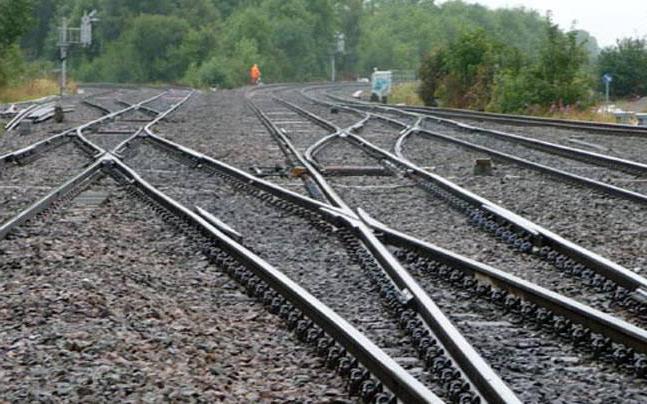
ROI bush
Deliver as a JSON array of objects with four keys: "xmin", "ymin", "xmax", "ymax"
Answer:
[
  {"xmin": 184, "ymin": 38, "xmax": 262, "ymax": 89},
  {"xmin": 77, "ymin": 14, "xmax": 192, "ymax": 83},
  {"xmin": 0, "ymin": 45, "xmax": 26, "ymax": 88},
  {"xmin": 597, "ymin": 38, "xmax": 647, "ymax": 97},
  {"xmin": 490, "ymin": 23, "xmax": 592, "ymax": 113},
  {"xmin": 419, "ymin": 20, "xmax": 593, "ymax": 114},
  {"xmin": 418, "ymin": 30, "xmax": 506, "ymax": 110}
]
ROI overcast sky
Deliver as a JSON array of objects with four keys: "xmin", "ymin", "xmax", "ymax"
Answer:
[{"xmin": 442, "ymin": 0, "xmax": 647, "ymax": 47}]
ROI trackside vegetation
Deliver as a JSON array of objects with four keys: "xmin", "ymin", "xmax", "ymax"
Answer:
[
  {"xmin": 418, "ymin": 20, "xmax": 593, "ymax": 113},
  {"xmin": 0, "ymin": 0, "xmax": 646, "ymax": 113}
]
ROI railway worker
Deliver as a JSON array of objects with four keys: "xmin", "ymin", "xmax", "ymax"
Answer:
[{"xmin": 250, "ymin": 64, "xmax": 261, "ymax": 85}]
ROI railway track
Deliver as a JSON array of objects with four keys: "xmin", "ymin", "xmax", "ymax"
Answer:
[
  {"xmin": 451, "ymin": 117, "xmax": 647, "ymax": 164},
  {"xmin": 1, "ymin": 83, "xmax": 646, "ymax": 402},
  {"xmin": 402, "ymin": 105, "xmax": 647, "ymax": 137},
  {"xmin": 1, "ymin": 87, "xmax": 444, "ymax": 403},
  {"xmin": 0, "ymin": 176, "xmax": 354, "ymax": 402},
  {"xmin": 319, "ymin": 86, "xmax": 647, "ymax": 284},
  {"xmin": 259, "ymin": 84, "xmax": 647, "ymax": 398},
  {"xmin": 116, "ymin": 105, "xmax": 512, "ymax": 402}
]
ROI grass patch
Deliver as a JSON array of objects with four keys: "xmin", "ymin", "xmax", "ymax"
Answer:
[
  {"xmin": 389, "ymin": 82, "xmax": 424, "ymax": 106},
  {"xmin": 0, "ymin": 78, "xmax": 77, "ymax": 104},
  {"xmin": 542, "ymin": 108, "xmax": 617, "ymax": 123},
  {"xmin": 390, "ymin": 83, "xmax": 626, "ymax": 123}
]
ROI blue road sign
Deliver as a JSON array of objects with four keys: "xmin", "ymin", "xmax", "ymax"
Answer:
[{"xmin": 603, "ymin": 74, "xmax": 613, "ymax": 83}]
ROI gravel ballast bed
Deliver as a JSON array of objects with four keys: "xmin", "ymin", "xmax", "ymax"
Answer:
[
  {"xmin": 251, "ymin": 91, "xmax": 332, "ymax": 153},
  {"xmin": 326, "ymin": 161, "xmax": 646, "ymax": 329},
  {"xmin": 352, "ymin": 118, "xmax": 404, "ymax": 151},
  {"xmin": 124, "ymin": 142, "xmax": 446, "ymax": 397},
  {"xmin": 325, "ymin": 172, "xmax": 647, "ymax": 401},
  {"xmin": 85, "ymin": 133, "xmax": 133, "ymax": 153},
  {"xmin": 401, "ymin": 260, "xmax": 647, "ymax": 403},
  {"xmin": 157, "ymin": 89, "xmax": 288, "ymax": 170},
  {"xmin": 404, "ymin": 133, "xmax": 647, "ymax": 275},
  {"xmin": 3, "ymin": 83, "xmax": 646, "ymax": 402},
  {"xmin": 0, "ymin": 177, "xmax": 349, "ymax": 402},
  {"xmin": 422, "ymin": 120, "xmax": 647, "ymax": 195},
  {"xmin": 289, "ymin": 89, "xmax": 365, "ymax": 129},
  {"xmin": 316, "ymin": 138, "xmax": 380, "ymax": 167},
  {"xmin": 457, "ymin": 117, "xmax": 647, "ymax": 164},
  {"xmin": 0, "ymin": 95, "xmax": 103, "ymax": 155},
  {"xmin": 0, "ymin": 142, "xmax": 92, "ymax": 225}
]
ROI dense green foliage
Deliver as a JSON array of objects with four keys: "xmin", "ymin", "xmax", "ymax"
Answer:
[
  {"xmin": 419, "ymin": 21, "xmax": 593, "ymax": 113},
  {"xmin": 0, "ymin": 0, "xmax": 33, "ymax": 87},
  {"xmin": 597, "ymin": 38, "xmax": 647, "ymax": 97},
  {"xmin": 8, "ymin": 0, "xmax": 645, "ymax": 112},
  {"xmin": 9, "ymin": 0, "xmax": 599, "ymax": 89}
]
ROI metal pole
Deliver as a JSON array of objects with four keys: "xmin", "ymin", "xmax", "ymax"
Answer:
[
  {"xmin": 60, "ymin": 18, "xmax": 67, "ymax": 97},
  {"xmin": 61, "ymin": 50, "xmax": 67, "ymax": 97},
  {"xmin": 605, "ymin": 81, "xmax": 610, "ymax": 107},
  {"xmin": 331, "ymin": 54, "xmax": 336, "ymax": 82}
]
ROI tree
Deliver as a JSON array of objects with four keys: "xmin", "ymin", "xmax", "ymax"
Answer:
[
  {"xmin": 418, "ymin": 29, "xmax": 507, "ymax": 110},
  {"xmin": 4, "ymin": 0, "xmax": 603, "ymax": 91},
  {"xmin": 0, "ymin": 0, "xmax": 33, "ymax": 48},
  {"xmin": 78, "ymin": 14, "xmax": 191, "ymax": 82},
  {"xmin": 597, "ymin": 38, "xmax": 647, "ymax": 97},
  {"xmin": 490, "ymin": 21, "xmax": 591, "ymax": 112},
  {"xmin": 0, "ymin": 0, "xmax": 33, "ymax": 87},
  {"xmin": 335, "ymin": 0, "xmax": 363, "ymax": 78},
  {"xmin": 418, "ymin": 48, "xmax": 447, "ymax": 106}
]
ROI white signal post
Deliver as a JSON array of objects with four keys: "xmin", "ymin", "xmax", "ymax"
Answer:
[
  {"xmin": 603, "ymin": 73, "xmax": 613, "ymax": 109},
  {"xmin": 58, "ymin": 10, "xmax": 99, "ymax": 97}
]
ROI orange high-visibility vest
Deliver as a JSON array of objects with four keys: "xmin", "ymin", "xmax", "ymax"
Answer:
[{"xmin": 250, "ymin": 65, "xmax": 261, "ymax": 81}]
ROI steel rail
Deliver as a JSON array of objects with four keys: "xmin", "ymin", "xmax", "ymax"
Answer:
[
  {"xmin": 0, "ymin": 158, "xmax": 106, "ymax": 240},
  {"xmin": 1, "ymin": 94, "xmax": 58, "ymax": 108},
  {"xmin": 125, "ymin": 112, "xmax": 520, "ymax": 402},
  {"xmin": 414, "ymin": 128, "xmax": 647, "ymax": 205},
  {"xmin": 136, "ymin": 132, "xmax": 354, "ymax": 222},
  {"xmin": 314, "ymin": 88, "xmax": 647, "ymax": 296},
  {"xmin": 0, "ymin": 132, "xmax": 73, "ymax": 168},
  {"xmin": 74, "ymin": 91, "xmax": 168, "ymax": 154},
  {"xmin": 314, "ymin": 87, "xmax": 647, "ymax": 295},
  {"xmin": 82, "ymin": 99, "xmax": 112, "ymax": 115},
  {"xmin": 323, "ymin": 207, "xmax": 522, "ymax": 404},
  {"xmin": 1, "ymin": 92, "xmax": 168, "ymax": 168},
  {"xmin": 5, "ymin": 104, "xmax": 39, "ymax": 131},
  {"xmin": 322, "ymin": 87, "xmax": 647, "ymax": 136},
  {"xmin": 108, "ymin": 156, "xmax": 442, "ymax": 404},
  {"xmin": 305, "ymin": 86, "xmax": 647, "ymax": 359},
  {"xmin": 394, "ymin": 125, "xmax": 420, "ymax": 164},
  {"xmin": 298, "ymin": 91, "xmax": 371, "ymax": 164},
  {"xmin": 423, "ymin": 115, "xmax": 647, "ymax": 175},
  {"xmin": 112, "ymin": 90, "xmax": 194, "ymax": 156},
  {"xmin": 80, "ymin": 89, "xmax": 125, "ymax": 115},
  {"xmin": 299, "ymin": 86, "xmax": 419, "ymax": 160},
  {"xmin": 359, "ymin": 211, "xmax": 647, "ymax": 355},
  {"xmin": 249, "ymin": 87, "xmax": 522, "ymax": 403},
  {"xmin": 77, "ymin": 90, "xmax": 193, "ymax": 156},
  {"xmin": 246, "ymin": 98, "xmax": 354, "ymax": 214},
  {"xmin": 303, "ymin": 117, "xmax": 370, "ymax": 165},
  {"xmin": 272, "ymin": 93, "xmax": 372, "ymax": 172},
  {"xmin": 115, "ymin": 99, "xmax": 161, "ymax": 117},
  {"xmin": 143, "ymin": 91, "xmax": 194, "ymax": 132},
  {"xmin": 403, "ymin": 106, "xmax": 647, "ymax": 136},
  {"xmin": 274, "ymin": 97, "xmax": 340, "ymax": 132},
  {"xmin": 305, "ymin": 132, "xmax": 346, "ymax": 164},
  {"xmin": 344, "ymin": 131, "xmax": 647, "ymax": 296}
]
